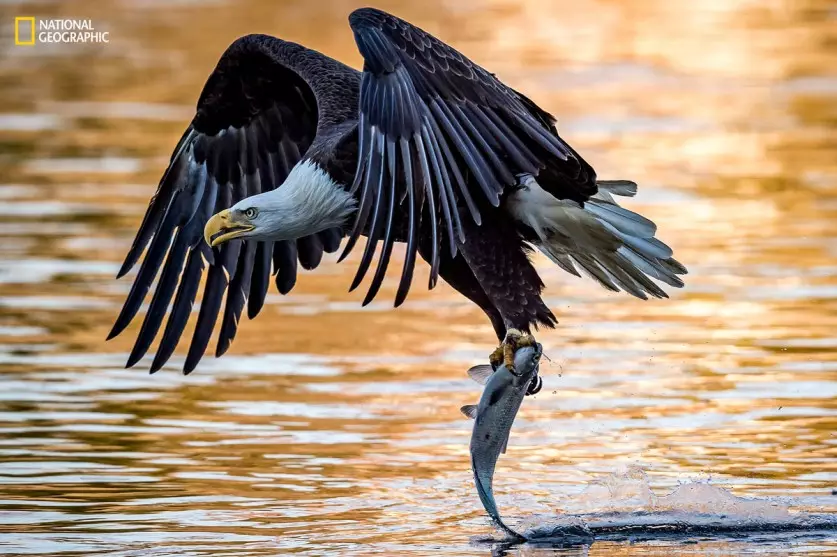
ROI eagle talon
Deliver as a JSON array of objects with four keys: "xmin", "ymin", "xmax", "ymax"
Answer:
[
  {"xmin": 488, "ymin": 344, "xmax": 504, "ymax": 371},
  {"xmin": 489, "ymin": 328, "xmax": 537, "ymax": 376},
  {"xmin": 503, "ymin": 341, "xmax": 516, "ymax": 374}
]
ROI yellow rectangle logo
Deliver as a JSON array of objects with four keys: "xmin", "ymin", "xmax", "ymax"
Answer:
[{"xmin": 15, "ymin": 17, "xmax": 36, "ymax": 46}]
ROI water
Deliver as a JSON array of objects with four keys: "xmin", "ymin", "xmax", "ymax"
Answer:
[
  {"xmin": 516, "ymin": 469, "xmax": 837, "ymax": 544},
  {"xmin": 1, "ymin": 0, "xmax": 836, "ymax": 555}
]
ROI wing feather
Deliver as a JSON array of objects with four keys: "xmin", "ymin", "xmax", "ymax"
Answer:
[
  {"xmin": 116, "ymin": 128, "xmax": 195, "ymax": 279},
  {"xmin": 350, "ymin": 134, "xmax": 387, "ymax": 292},
  {"xmin": 297, "ymin": 234, "xmax": 325, "ymax": 271},
  {"xmin": 421, "ymin": 126, "xmax": 458, "ymax": 257},
  {"xmin": 340, "ymin": 128, "xmax": 381, "ymax": 263},
  {"xmin": 394, "ymin": 138, "xmax": 419, "ymax": 307},
  {"xmin": 425, "ymin": 114, "xmax": 481, "ymax": 226},
  {"xmin": 247, "ymin": 240, "xmax": 272, "ymax": 319},
  {"xmin": 150, "ymin": 247, "xmax": 206, "ymax": 373},
  {"xmin": 273, "ymin": 240, "xmax": 298, "ymax": 295},
  {"xmin": 413, "ymin": 133, "xmax": 439, "ymax": 287},
  {"xmin": 347, "ymin": 7, "xmax": 600, "ymax": 305},
  {"xmin": 111, "ymin": 35, "xmax": 351, "ymax": 372},
  {"xmin": 125, "ymin": 160, "xmax": 212, "ymax": 368},
  {"xmin": 363, "ymin": 139, "xmax": 398, "ymax": 305}
]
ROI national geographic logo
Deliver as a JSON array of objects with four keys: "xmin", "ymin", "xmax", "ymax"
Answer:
[{"xmin": 14, "ymin": 17, "xmax": 109, "ymax": 45}]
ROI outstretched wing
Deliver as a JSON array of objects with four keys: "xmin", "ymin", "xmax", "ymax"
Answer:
[
  {"xmin": 109, "ymin": 35, "xmax": 344, "ymax": 374},
  {"xmin": 343, "ymin": 8, "xmax": 597, "ymax": 306}
]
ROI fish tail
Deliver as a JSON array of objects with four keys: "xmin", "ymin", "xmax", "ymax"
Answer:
[
  {"xmin": 473, "ymin": 456, "xmax": 499, "ymax": 521},
  {"xmin": 472, "ymin": 456, "xmax": 525, "ymax": 541}
]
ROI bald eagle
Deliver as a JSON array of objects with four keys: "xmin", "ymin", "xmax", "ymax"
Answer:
[{"xmin": 109, "ymin": 7, "xmax": 686, "ymax": 373}]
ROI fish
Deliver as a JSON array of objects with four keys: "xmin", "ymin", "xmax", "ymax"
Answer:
[{"xmin": 461, "ymin": 343, "xmax": 543, "ymax": 540}]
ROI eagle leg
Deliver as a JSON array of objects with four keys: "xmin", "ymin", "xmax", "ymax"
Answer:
[{"xmin": 488, "ymin": 328, "xmax": 536, "ymax": 375}]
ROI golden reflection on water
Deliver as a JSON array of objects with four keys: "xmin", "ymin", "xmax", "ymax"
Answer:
[{"xmin": 0, "ymin": 0, "xmax": 836, "ymax": 555}]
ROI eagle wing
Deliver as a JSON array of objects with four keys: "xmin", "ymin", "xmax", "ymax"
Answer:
[
  {"xmin": 344, "ymin": 7, "xmax": 597, "ymax": 306},
  {"xmin": 110, "ymin": 35, "xmax": 344, "ymax": 373}
]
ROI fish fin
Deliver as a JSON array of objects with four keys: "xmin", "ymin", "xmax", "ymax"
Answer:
[
  {"xmin": 467, "ymin": 364, "xmax": 494, "ymax": 385},
  {"xmin": 460, "ymin": 404, "xmax": 478, "ymax": 419}
]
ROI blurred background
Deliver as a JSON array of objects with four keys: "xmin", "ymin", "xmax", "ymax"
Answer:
[{"xmin": 0, "ymin": 0, "xmax": 836, "ymax": 555}]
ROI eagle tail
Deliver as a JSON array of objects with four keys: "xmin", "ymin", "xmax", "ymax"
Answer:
[{"xmin": 508, "ymin": 175, "xmax": 687, "ymax": 299}]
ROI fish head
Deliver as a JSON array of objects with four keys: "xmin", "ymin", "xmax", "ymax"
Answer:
[{"xmin": 511, "ymin": 343, "xmax": 542, "ymax": 390}]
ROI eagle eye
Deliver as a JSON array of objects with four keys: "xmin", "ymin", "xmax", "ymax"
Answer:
[{"xmin": 243, "ymin": 207, "xmax": 258, "ymax": 219}]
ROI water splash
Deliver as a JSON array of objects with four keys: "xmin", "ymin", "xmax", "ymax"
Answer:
[{"xmin": 514, "ymin": 467, "xmax": 837, "ymax": 542}]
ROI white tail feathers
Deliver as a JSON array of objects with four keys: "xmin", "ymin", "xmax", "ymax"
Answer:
[{"xmin": 507, "ymin": 175, "xmax": 686, "ymax": 300}]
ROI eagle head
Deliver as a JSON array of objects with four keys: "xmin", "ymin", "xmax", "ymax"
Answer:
[{"xmin": 204, "ymin": 160, "xmax": 356, "ymax": 247}]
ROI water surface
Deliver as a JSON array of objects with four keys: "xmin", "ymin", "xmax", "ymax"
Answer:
[{"xmin": 1, "ymin": 0, "xmax": 836, "ymax": 555}]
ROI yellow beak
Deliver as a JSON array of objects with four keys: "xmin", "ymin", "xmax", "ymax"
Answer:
[{"xmin": 203, "ymin": 209, "xmax": 255, "ymax": 247}]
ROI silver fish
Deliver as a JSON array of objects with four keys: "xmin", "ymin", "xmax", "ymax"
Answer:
[{"xmin": 461, "ymin": 343, "xmax": 543, "ymax": 540}]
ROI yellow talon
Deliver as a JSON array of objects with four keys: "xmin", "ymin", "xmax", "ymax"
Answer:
[
  {"xmin": 489, "ymin": 344, "xmax": 504, "ymax": 370},
  {"xmin": 503, "ymin": 341, "xmax": 515, "ymax": 371},
  {"xmin": 489, "ymin": 328, "xmax": 536, "ymax": 375}
]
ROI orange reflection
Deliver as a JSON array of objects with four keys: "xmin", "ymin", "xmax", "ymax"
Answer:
[{"xmin": 0, "ymin": 0, "xmax": 835, "ymax": 554}]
